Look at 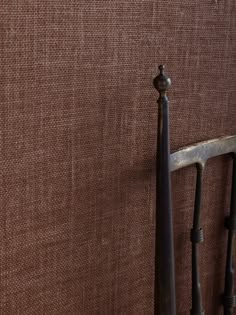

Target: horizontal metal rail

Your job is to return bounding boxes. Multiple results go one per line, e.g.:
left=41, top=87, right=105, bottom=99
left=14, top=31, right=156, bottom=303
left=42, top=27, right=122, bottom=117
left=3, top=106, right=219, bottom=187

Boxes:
left=170, top=135, right=236, bottom=172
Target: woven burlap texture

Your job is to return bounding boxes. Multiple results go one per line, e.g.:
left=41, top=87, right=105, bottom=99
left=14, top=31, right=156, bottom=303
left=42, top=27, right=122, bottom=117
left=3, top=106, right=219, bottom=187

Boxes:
left=0, top=1, right=235, bottom=314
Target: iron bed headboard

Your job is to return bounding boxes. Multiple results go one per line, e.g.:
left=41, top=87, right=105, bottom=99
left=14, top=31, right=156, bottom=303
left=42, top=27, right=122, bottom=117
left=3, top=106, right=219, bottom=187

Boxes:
left=153, top=65, right=236, bottom=315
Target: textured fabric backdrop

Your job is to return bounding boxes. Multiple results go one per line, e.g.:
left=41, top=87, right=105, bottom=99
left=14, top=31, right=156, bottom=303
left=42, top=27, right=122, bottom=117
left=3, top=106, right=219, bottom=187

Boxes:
left=0, top=1, right=235, bottom=314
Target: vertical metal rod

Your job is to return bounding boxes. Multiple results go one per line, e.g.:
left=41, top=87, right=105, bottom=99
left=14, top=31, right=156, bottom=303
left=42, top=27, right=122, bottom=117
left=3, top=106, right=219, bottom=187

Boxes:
left=154, top=65, right=176, bottom=315
left=191, top=165, right=205, bottom=315
left=223, top=154, right=236, bottom=315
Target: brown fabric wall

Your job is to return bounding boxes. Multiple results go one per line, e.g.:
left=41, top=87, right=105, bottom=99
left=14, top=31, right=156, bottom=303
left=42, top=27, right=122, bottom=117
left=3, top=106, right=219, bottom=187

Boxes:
left=0, top=1, right=235, bottom=314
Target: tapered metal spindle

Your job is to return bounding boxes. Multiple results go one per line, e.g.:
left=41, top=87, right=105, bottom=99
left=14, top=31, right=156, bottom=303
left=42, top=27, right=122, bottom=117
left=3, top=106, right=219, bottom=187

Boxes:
left=191, top=165, right=205, bottom=315
left=154, top=65, right=176, bottom=315
left=223, top=154, right=236, bottom=315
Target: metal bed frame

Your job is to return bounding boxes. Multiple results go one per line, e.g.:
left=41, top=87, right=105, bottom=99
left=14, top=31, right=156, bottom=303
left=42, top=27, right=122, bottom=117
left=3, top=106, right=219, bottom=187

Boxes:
left=154, top=65, right=236, bottom=315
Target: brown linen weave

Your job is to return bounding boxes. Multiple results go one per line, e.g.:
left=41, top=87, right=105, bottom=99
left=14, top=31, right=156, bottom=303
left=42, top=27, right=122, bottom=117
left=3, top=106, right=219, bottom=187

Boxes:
left=0, top=1, right=235, bottom=314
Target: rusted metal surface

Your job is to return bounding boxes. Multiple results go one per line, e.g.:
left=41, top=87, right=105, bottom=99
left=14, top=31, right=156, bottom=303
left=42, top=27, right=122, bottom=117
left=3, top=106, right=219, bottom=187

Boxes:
left=170, top=135, right=236, bottom=172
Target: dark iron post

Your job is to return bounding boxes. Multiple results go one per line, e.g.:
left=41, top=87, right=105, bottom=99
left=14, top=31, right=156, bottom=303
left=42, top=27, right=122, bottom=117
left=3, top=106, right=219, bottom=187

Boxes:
left=191, top=165, right=205, bottom=315
left=154, top=65, right=176, bottom=315
left=223, top=154, right=236, bottom=315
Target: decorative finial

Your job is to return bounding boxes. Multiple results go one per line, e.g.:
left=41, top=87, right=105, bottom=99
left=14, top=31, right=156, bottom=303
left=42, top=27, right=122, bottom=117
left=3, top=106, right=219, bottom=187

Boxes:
left=159, top=64, right=164, bottom=74
left=153, top=64, right=171, bottom=94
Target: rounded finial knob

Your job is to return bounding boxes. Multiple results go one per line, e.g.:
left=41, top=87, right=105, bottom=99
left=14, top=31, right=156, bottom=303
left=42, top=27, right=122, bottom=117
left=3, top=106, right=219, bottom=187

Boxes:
left=159, top=64, right=164, bottom=74
left=153, top=65, right=171, bottom=93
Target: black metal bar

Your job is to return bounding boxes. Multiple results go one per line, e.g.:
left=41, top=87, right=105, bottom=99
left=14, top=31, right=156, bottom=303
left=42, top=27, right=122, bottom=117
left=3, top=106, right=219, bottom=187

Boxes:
left=223, top=154, right=236, bottom=315
left=154, top=65, right=176, bottom=315
left=191, top=165, right=205, bottom=315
